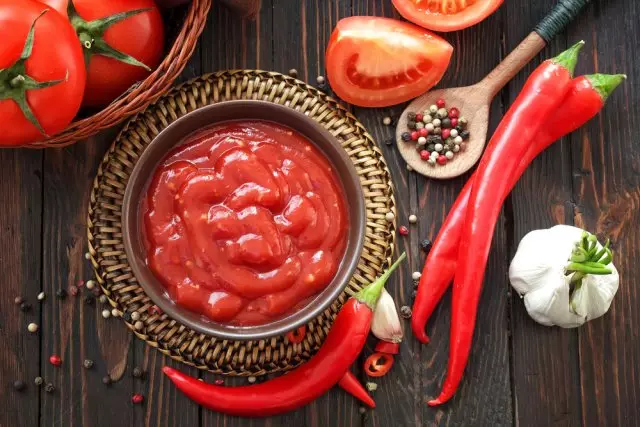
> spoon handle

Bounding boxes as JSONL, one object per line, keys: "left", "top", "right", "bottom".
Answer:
{"left": 480, "top": 0, "right": 592, "bottom": 98}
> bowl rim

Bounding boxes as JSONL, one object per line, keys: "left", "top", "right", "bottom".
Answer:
{"left": 122, "top": 100, "right": 366, "bottom": 341}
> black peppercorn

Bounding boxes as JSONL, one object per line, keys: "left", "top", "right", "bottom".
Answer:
{"left": 401, "top": 132, "right": 411, "bottom": 142}
{"left": 460, "top": 130, "right": 470, "bottom": 140}
{"left": 384, "top": 138, "right": 393, "bottom": 146}
{"left": 420, "top": 239, "right": 433, "bottom": 253}
{"left": 19, "top": 302, "right": 31, "bottom": 312}
{"left": 411, "top": 289, "right": 418, "bottom": 298}
{"left": 84, "top": 296, "right": 94, "bottom": 305}
{"left": 44, "top": 383, "right": 55, "bottom": 393}
{"left": 433, "top": 127, "right": 442, "bottom": 135}
{"left": 400, "top": 305, "right": 412, "bottom": 319}
{"left": 83, "top": 359, "right": 94, "bottom": 369}
{"left": 132, "top": 367, "right": 145, "bottom": 379}
{"left": 427, "top": 144, "right": 435, "bottom": 152}
{"left": 122, "top": 311, "right": 132, "bottom": 322}
{"left": 407, "top": 120, "right": 416, "bottom": 130}
{"left": 91, "top": 288, "right": 101, "bottom": 297}
{"left": 55, "top": 289, "right": 67, "bottom": 299}
{"left": 13, "top": 380, "right": 26, "bottom": 391}
{"left": 455, "top": 125, "right": 463, "bottom": 133}
{"left": 427, "top": 135, "right": 443, "bottom": 145}
{"left": 441, "top": 118, "right": 452, "bottom": 129}
{"left": 407, "top": 112, "right": 416, "bottom": 121}
{"left": 102, "top": 375, "right": 112, "bottom": 386}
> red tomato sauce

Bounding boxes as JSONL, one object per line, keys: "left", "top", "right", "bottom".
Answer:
{"left": 143, "top": 121, "right": 349, "bottom": 326}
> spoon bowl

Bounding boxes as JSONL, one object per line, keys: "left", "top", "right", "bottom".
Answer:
{"left": 396, "top": 85, "right": 491, "bottom": 179}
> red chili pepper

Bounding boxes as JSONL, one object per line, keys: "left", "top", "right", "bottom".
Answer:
{"left": 338, "top": 371, "right": 375, "bottom": 408}
{"left": 163, "top": 253, "right": 406, "bottom": 417}
{"left": 364, "top": 353, "right": 394, "bottom": 377}
{"left": 286, "top": 325, "right": 307, "bottom": 344}
{"left": 374, "top": 340, "right": 400, "bottom": 355}
{"left": 428, "top": 42, "right": 584, "bottom": 406}
{"left": 411, "top": 73, "right": 625, "bottom": 345}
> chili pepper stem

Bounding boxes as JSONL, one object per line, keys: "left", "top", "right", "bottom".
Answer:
{"left": 585, "top": 74, "right": 627, "bottom": 101}
{"left": 552, "top": 40, "right": 585, "bottom": 74}
{"left": 355, "top": 252, "right": 407, "bottom": 310}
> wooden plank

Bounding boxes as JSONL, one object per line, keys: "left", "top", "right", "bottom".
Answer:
{"left": 0, "top": 149, "right": 42, "bottom": 427}
{"left": 410, "top": 5, "right": 512, "bottom": 426}
{"left": 348, "top": 1, "right": 425, "bottom": 426}
{"left": 505, "top": 2, "right": 582, "bottom": 426}
{"left": 567, "top": 1, "right": 640, "bottom": 425}
{"left": 140, "top": 5, "right": 204, "bottom": 427}
{"left": 40, "top": 131, "right": 135, "bottom": 427}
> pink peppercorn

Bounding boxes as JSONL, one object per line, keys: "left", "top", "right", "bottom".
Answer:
{"left": 448, "top": 107, "right": 459, "bottom": 118}
{"left": 436, "top": 99, "right": 445, "bottom": 108}
{"left": 214, "top": 379, "right": 225, "bottom": 386}
{"left": 437, "top": 155, "right": 447, "bottom": 165}
{"left": 415, "top": 113, "right": 423, "bottom": 122}
{"left": 441, "top": 128, "right": 451, "bottom": 139}
{"left": 149, "top": 305, "right": 162, "bottom": 316}
{"left": 420, "top": 150, "right": 430, "bottom": 160}
{"left": 49, "top": 355, "right": 62, "bottom": 367}
{"left": 68, "top": 286, "right": 78, "bottom": 296}
{"left": 410, "top": 131, "right": 418, "bottom": 141}
{"left": 450, "top": 118, "right": 458, "bottom": 127}
{"left": 418, "top": 128, "right": 428, "bottom": 137}
{"left": 132, "top": 394, "right": 144, "bottom": 404}
{"left": 399, "top": 226, "right": 409, "bottom": 236}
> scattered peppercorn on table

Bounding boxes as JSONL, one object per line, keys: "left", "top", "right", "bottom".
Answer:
{"left": 1, "top": 1, "right": 639, "bottom": 426}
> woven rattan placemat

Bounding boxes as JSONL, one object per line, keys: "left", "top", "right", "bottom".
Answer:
{"left": 87, "top": 70, "right": 396, "bottom": 375}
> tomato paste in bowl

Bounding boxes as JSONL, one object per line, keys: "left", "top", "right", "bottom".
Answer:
{"left": 143, "top": 121, "right": 348, "bottom": 326}
{"left": 123, "top": 101, "right": 365, "bottom": 340}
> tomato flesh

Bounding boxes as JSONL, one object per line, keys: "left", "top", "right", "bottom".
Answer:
{"left": 326, "top": 17, "right": 453, "bottom": 108}
{"left": 393, "top": 0, "right": 504, "bottom": 32}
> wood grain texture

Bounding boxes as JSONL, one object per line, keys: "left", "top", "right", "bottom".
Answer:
{"left": 0, "top": 149, "right": 42, "bottom": 427}
{"left": 415, "top": 4, "right": 513, "bottom": 425}
{"left": 505, "top": 1, "right": 582, "bottom": 426}
{"left": 567, "top": 1, "right": 640, "bottom": 426}
{"left": 40, "top": 131, "right": 135, "bottom": 427}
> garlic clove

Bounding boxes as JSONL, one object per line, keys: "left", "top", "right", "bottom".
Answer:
{"left": 571, "top": 264, "right": 619, "bottom": 320}
{"left": 371, "top": 289, "right": 403, "bottom": 343}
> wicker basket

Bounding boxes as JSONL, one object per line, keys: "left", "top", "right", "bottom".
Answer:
{"left": 29, "top": 0, "right": 211, "bottom": 148}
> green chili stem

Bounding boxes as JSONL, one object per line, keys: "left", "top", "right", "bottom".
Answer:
{"left": 355, "top": 252, "right": 407, "bottom": 310}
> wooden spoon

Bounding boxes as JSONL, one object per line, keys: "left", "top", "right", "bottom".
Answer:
{"left": 396, "top": 0, "right": 591, "bottom": 180}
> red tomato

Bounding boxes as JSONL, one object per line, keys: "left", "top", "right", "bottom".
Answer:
{"left": 41, "top": 0, "right": 165, "bottom": 107}
{"left": 364, "top": 352, "right": 395, "bottom": 377}
{"left": 325, "top": 17, "right": 453, "bottom": 107}
{"left": 392, "top": 0, "right": 503, "bottom": 32}
{"left": 0, "top": 0, "right": 86, "bottom": 146}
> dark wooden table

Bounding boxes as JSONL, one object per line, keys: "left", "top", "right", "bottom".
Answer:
{"left": 2, "top": 1, "right": 639, "bottom": 426}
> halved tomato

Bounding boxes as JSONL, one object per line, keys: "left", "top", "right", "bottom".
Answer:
{"left": 325, "top": 17, "right": 453, "bottom": 108}
{"left": 393, "top": 0, "right": 503, "bottom": 32}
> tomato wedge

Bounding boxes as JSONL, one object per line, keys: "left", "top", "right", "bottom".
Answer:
{"left": 325, "top": 17, "right": 453, "bottom": 107}
{"left": 364, "top": 352, "right": 395, "bottom": 377}
{"left": 392, "top": 0, "right": 503, "bottom": 32}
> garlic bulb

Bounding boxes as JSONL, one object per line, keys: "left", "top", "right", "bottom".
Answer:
{"left": 509, "top": 225, "right": 619, "bottom": 328}
{"left": 371, "top": 289, "right": 403, "bottom": 343}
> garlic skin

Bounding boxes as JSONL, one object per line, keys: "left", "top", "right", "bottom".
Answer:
{"left": 509, "top": 225, "right": 619, "bottom": 328}
{"left": 371, "top": 289, "right": 403, "bottom": 343}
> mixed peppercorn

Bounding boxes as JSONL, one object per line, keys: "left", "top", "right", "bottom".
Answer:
{"left": 400, "top": 99, "right": 470, "bottom": 166}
